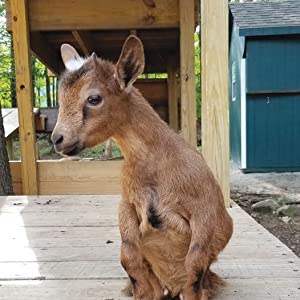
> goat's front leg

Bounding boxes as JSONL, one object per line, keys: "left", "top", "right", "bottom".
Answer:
{"left": 119, "top": 199, "right": 163, "bottom": 300}
{"left": 182, "top": 214, "right": 214, "bottom": 300}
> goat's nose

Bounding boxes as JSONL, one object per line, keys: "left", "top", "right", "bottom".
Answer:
{"left": 51, "top": 133, "right": 64, "bottom": 146}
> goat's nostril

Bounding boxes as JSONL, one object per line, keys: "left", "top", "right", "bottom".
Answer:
{"left": 53, "top": 134, "right": 64, "bottom": 146}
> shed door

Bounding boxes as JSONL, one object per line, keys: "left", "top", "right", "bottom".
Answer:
{"left": 247, "top": 94, "right": 300, "bottom": 169}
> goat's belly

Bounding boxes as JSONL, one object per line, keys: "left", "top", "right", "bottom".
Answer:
{"left": 140, "top": 228, "right": 191, "bottom": 296}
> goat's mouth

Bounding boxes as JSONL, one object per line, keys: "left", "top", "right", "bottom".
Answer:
{"left": 57, "top": 142, "right": 83, "bottom": 157}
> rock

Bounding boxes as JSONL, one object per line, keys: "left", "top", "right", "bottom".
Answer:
{"left": 277, "top": 205, "right": 300, "bottom": 217}
{"left": 281, "top": 216, "right": 291, "bottom": 224}
{"left": 251, "top": 199, "right": 280, "bottom": 213}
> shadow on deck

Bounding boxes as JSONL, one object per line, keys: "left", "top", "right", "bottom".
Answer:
{"left": 0, "top": 195, "right": 299, "bottom": 299}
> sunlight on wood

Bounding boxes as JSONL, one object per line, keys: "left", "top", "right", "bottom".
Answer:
{"left": 0, "top": 196, "right": 299, "bottom": 299}
{"left": 0, "top": 197, "right": 42, "bottom": 281}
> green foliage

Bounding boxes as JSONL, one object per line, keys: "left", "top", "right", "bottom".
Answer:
{"left": 139, "top": 73, "right": 168, "bottom": 79}
{"left": 0, "top": 0, "right": 14, "bottom": 108}
{"left": 79, "top": 143, "right": 122, "bottom": 159}
{"left": 0, "top": 0, "right": 56, "bottom": 108}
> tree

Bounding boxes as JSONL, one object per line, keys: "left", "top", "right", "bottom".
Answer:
{"left": 0, "top": 102, "right": 14, "bottom": 195}
{"left": 0, "top": 0, "right": 57, "bottom": 109}
{"left": 0, "top": 0, "right": 14, "bottom": 108}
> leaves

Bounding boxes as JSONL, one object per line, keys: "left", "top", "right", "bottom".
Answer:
{"left": 0, "top": 0, "right": 56, "bottom": 108}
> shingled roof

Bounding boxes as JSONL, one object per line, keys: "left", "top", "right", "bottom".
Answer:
{"left": 230, "top": 0, "right": 300, "bottom": 36}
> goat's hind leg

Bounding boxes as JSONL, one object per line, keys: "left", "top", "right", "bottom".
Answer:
{"left": 119, "top": 199, "right": 163, "bottom": 300}
{"left": 182, "top": 214, "right": 215, "bottom": 300}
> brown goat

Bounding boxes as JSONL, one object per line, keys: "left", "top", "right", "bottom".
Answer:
{"left": 52, "top": 36, "right": 233, "bottom": 300}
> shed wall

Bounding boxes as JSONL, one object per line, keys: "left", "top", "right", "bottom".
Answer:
{"left": 247, "top": 94, "right": 300, "bottom": 170}
{"left": 247, "top": 36, "right": 300, "bottom": 93}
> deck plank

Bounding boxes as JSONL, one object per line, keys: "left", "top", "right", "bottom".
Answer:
{"left": 0, "top": 195, "right": 299, "bottom": 299}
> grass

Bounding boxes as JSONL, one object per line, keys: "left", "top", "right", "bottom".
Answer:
{"left": 11, "top": 134, "right": 122, "bottom": 160}
{"left": 79, "top": 143, "right": 122, "bottom": 159}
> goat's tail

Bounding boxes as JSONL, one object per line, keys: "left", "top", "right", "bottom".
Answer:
{"left": 204, "top": 269, "right": 225, "bottom": 298}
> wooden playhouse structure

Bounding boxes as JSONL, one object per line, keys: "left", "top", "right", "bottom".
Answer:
{"left": 6, "top": 0, "right": 230, "bottom": 205}
{"left": 1, "top": 1, "right": 300, "bottom": 299}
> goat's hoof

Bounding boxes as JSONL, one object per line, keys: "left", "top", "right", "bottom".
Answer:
{"left": 121, "top": 280, "right": 133, "bottom": 297}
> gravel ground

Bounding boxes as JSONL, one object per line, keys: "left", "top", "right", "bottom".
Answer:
{"left": 231, "top": 163, "right": 300, "bottom": 197}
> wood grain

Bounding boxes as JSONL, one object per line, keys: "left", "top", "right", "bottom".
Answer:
{"left": 201, "top": 0, "right": 230, "bottom": 206}
{"left": 179, "top": 0, "right": 197, "bottom": 147}
{"left": 11, "top": 0, "right": 38, "bottom": 195}
{"left": 0, "top": 196, "right": 299, "bottom": 299}
{"left": 6, "top": 0, "right": 180, "bottom": 31}
{"left": 71, "top": 31, "right": 94, "bottom": 57}
{"left": 167, "top": 64, "right": 179, "bottom": 131}
{"left": 9, "top": 160, "right": 122, "bottom": 195}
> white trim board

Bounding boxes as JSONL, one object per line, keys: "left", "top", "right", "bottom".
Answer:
{"left": 241, "top": 58, "right": 247, "bottom": 169}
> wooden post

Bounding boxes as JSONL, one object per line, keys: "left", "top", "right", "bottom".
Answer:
{"left": 11, "top": 0, "right": 38, "bottom": 194}
{"left": 201, "top": 0, "right": 230, "bottom": 206}
{"left": 6, "top": 137, "right": 14, "bottom": 160}
{"left": 167, "top": 64, "right": 179, "bottom": 131}
{"left": 179, "top": 0, "right": 197, "bottom": 147}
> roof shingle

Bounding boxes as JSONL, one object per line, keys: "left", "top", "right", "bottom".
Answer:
{"left": 230, "top": 0, "right": 300, "bottom": 31}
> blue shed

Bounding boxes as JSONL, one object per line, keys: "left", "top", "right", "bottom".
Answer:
{"left": 229, "top": 0, "right": 300, "bottom": 172}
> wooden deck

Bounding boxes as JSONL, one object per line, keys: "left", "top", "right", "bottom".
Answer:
{"left": 0, "top": 195, "right": 299, "bottom": 299}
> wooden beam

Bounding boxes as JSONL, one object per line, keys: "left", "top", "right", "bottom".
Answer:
{"left": 10, "top": 160, "right": 122, "bottom": 195}
{"left": 179, "top": 0, "right": 197, "bottom": 147}
{"left": 135, "top": 79, "right": 168, "bottom": 106}
{"left": 30, "top": 32, "right": 61, "bottom": 75}
{"left": 6, "top": 0, "right": 181, "bottom": 31}
{"left": 11, "top": 0, "right": 38, "bottom": 195}
{"left": 201, "top": 0, "right": 230, "bottom": 206}
{"left": 167, "top": 64, "right": 179, "bottom": 131}
{"left": 71, "top": 31, "right": 94, "bottom": 56}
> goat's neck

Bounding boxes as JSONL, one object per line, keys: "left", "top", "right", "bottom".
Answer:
{"left": 113, "top": 93, "right": 172, "bottom": 162}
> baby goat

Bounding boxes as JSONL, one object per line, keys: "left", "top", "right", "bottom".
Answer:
{"left": 52, "top": 36, "right": 233, "bottom": 300}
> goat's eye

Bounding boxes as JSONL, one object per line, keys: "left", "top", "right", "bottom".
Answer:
{"left": 87, "top": 95, "right": 103, "bottom": 106}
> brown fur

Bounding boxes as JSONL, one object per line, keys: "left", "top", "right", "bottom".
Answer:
{"left": 52, "top": 36, "right": 233, "bottom": 300}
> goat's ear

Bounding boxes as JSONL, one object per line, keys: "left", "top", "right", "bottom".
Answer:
{"left": 116, "top": 35, "right": 145, "bottom": 91}
{"left": 61, "top": 44, "right": 85, "bottom": 71}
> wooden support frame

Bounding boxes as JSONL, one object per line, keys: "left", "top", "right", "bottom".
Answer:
{"left": 167, "top": 63, "right": 179, "bottom": 131}
{"left": 6, "top": 0, "right": 229, "bottom": 202}
{"left": 201, "top": 0, "right": 230, "bottom": 206}
{"left": 6, "top": 0, "right": 182, "bottom": 31}
{"left": 72, "top": 31, "right": 94, "bottom": 56}
{"left": 10, "top": 160, "right": 122, "bottom": 195}
{"left": 30, "top": 31, "right": 61, "bottom": 75}
{"left": 179, "top": 0, "right": 197, "bottom": 147}
{"left": 11, "top": 0, "right": 38, "bottom": 195}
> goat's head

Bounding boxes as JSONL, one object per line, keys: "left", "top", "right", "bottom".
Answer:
{"left": 51, "top": 35, "right": 145, "bottom": 156}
